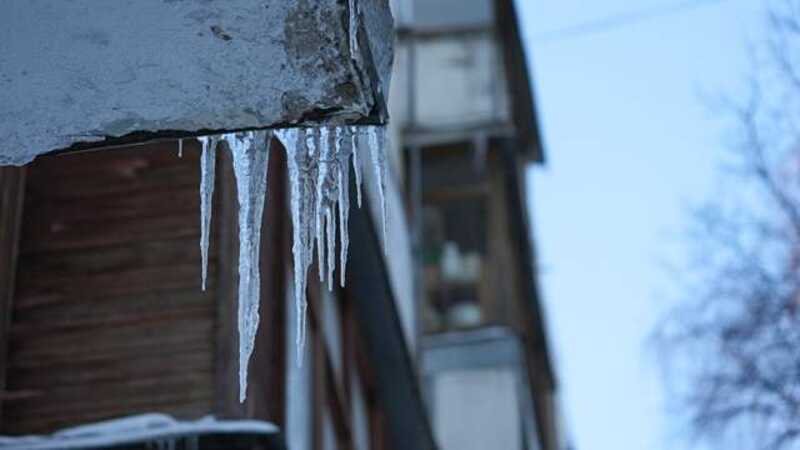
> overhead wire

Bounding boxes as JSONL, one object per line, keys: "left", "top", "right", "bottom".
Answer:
{"left": 530, "top": 0, "right": 729, "bottom": 43}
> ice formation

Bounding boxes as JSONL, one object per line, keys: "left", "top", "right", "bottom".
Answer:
{"left": 368, "top": 127, "right": 388, "bottom": 245}
{"left": 194, "top": 125, "right": 387, "bottom": 401}
{"left": 227, "top": 131, "right": 272, "bottom": 403}
{"left": 198, "top": 136, "right": 219, "bottom": 292}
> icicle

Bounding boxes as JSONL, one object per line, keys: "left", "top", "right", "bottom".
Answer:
{"left": 351, "top": 126, "right": 363, "bottom": 208}
{"left": 326, "top": 205, "right": 336, "bottom": 288}
{"left": 270, "top": 124, "right": 389, "bottom": 367}
{"left": 324, "top": 127, "right": 339, "bottom": 289}
{"left": 368, "top": 126, "right": 388, "bottom": 246}
{"left": 226, "top": 130, "right": 271, "bottom": 403}
{"left": 336, "top": 127, "right": 352, "bottom": 286}
{"left": 198, "top": 136, "right": 218, "bottom": 291}
{"left": 312, "top": 128, "right": 326, "bottom": 284}
{"left": 277, "top": 128, "right": 312, "bottom": 365}
{"left": 300, "top": 129, "right": 319, "bottom": 356}
{"left": 178, "top": 139, "right": 184, "bottom": 158}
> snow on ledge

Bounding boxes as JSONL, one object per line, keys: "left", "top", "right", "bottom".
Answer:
{"left": 0, "top": 414, "right": 279, "bottom": 449}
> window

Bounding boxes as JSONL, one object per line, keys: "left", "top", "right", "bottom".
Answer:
{"left": 420, "top": 147, "right": 490, "bottom": 333}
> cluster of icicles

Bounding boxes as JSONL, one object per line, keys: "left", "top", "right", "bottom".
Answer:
{"left": 193, "top": 125, "right": 387, "bottom": 402}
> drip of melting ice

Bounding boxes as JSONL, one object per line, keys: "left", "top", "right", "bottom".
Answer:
{"left": 195, "top": 125, "right": 386, "bottom": 401}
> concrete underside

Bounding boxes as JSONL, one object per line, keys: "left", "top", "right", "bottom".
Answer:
{"left": 0, "top": 0, "right": 393, "bottom": 165}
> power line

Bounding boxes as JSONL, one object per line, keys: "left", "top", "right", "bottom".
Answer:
{"left": 530, "top": 0, "right": 728, "bottom": 43}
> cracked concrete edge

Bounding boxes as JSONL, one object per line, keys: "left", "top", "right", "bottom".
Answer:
{"left": 0, "top": 0, "right": 394, "bottom": 166}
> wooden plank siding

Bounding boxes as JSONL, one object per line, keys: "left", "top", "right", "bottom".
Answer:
{"left": 1, "top": 135, "right": 406, "bottom": 450}
{"left": 213, "top": 147, "right": 241, "bottom": 419}
{"left": 2, "top": 142, "right": 218, "bottom": 434}
{"left": 0, "top": 166, "right": 27, "bottom": 426}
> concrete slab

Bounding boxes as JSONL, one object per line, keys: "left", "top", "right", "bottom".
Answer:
{"left": 0, "top": 0, "right": 393, "bottom": 165}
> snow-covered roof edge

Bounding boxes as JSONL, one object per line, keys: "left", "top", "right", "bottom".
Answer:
{"left": 0, "top": 414, "right": 279, "bottom": 450}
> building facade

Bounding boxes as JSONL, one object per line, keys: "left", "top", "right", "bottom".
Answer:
{"left": 386, "top": 0, "right": 566, "bottom": 449}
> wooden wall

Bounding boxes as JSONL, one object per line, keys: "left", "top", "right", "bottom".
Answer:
{"left": 2, "top": 142, "right": 217, "bottom": 433}
{"left": 0, "top": 137, "right": 403, "bottom": 449}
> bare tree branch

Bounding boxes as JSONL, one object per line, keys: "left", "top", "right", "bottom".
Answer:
{"left": 654, "top": 2, "right": 800, "bottom": 449}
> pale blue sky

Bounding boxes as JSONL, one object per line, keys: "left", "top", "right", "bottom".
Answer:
{"left": 517, "top": 1, "right": 764, "bottom": 449}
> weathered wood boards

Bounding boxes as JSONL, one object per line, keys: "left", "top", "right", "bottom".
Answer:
{"left": 3, "top": 144, "right": 217, "bottom": 433}
{"left": 0, "top": 167, "right": 26, "bottom": 427}
{"left": 0, "top": 0, "right": 393, "bottom": 165}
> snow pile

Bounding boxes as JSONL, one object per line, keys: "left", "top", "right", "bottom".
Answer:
{"left": 197, "top": 126, "right": 387, "bottom": 402}
{"left": 0, "top": 414, "right": 278, "bottom": 449}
